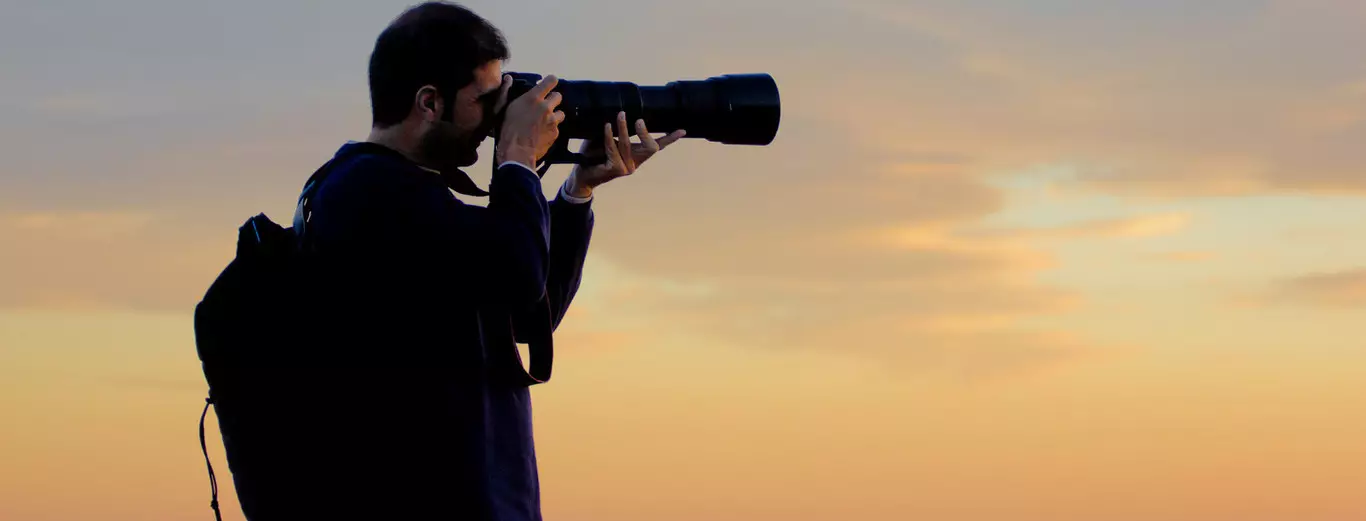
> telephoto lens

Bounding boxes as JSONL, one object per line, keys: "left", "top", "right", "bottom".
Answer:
{"left": 500, "top": 72, "right": 781, "bottom": 146}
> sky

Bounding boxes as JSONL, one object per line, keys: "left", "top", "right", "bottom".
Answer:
{"left": 2, "top": 0, "right": 1366, "bottom": 519}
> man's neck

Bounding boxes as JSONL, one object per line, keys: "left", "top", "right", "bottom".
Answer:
{"left": 365, "top": 125, "right": 422, "bottom": 165}
{"left": 363, "top": 125, "right": 452, "bottom": 177}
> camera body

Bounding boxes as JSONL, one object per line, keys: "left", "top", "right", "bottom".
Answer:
{"left": 494, "top": 72, "right": 781, "bottom": 151}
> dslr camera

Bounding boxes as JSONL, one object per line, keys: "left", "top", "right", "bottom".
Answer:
{"left": 492, "top": 72, "right": 781, "bottom": 169}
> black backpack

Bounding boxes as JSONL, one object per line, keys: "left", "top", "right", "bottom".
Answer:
{"left": 190, "top": 148, "right": 553, "bottom": 520}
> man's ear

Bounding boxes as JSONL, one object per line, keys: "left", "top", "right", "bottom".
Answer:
{"left": 415, "top": 85, "right": 442, "bottom": 122}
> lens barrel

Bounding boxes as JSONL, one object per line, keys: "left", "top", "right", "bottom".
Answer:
{"left": 502, "top": 72, "right": 781, "bottom": 146}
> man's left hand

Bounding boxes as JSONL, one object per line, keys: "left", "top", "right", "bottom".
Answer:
{"left": 567, "top": 111, "right": 686, "bottom": 198}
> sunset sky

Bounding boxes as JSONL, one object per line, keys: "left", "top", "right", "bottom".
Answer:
{"left": 3, "top": 1, "right": 1366, "bottom": 520}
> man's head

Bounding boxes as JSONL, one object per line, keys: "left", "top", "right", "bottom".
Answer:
{"left": 369, "top": 2, "right": 509, "bottom": 170}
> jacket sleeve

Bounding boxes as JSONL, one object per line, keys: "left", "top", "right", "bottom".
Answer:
{"left": 508, "top": 186, "right": 595, "bottom": 345}
{"left": 414, "top": 162, "right": 583, "bottom": 312}
{"left": 306, "top": 158, "right": 553, "bottom": 309}
{"left": 544, "top": 193, "right": 595, "bottom": 330}
{"left": 469, "top": 163, "right": 554, "bottom": 307}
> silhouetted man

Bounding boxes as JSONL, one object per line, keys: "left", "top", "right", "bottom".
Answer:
{"left": 220, "top": 3, "right": 684, "bottom": 520}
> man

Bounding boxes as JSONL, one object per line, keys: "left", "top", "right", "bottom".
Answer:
{"left": 224, "top": 2, "right": 684, "bottom": 519}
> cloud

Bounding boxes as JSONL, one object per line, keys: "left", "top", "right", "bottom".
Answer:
{"left": 0, "top": 0, "right": 1181, "bottom": 378}
{"left": 28, "top": 94, "right": 112, "bottom": 115}
{"left": 559, "top": 253, "right": 1091, "bottom": 380}
{"left": 5, "top": 211, "right": 155, "bottom": 237}
{"left": 575, "top": 142, "right": 1097, "bottom": 380}
{"left": 1038, "top": 213, "right": 1192, "bottom": 239}
{"left": 855, "top": 212, "right": 1190, "bottom": 264}
{"left": 0, "top": 211, "right": 231, "bottom": 312}
{"left": 1284, "top": 79, "right": 1366, "bottom": 135}
{"left": 1146, "top": 250, "right": 1218, "bottom": 262}
{"left": 1264, "top": 268, "right": 1366, "bottom": 308}
{"left": 568, "top": 158, "right": 1098, "bottom": 380}
{"left": 827, "top": 0, "right": 1366, "bottom": 199}
{"left": 925, "top": 213, "right": 1194, "bottom": 244}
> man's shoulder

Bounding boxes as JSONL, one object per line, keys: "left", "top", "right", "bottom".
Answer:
{"left": 322, "top": 151, "right": 417, "bottom": 188}
{"left": 314, "top": 150, "right": 448, "bottom": 206}
{"left": 304, "top": 147, "right": 458, "bottom": 248}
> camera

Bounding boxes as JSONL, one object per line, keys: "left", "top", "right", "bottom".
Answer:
{"left": 493, "top": 72, "right": 781, "bottom": 165}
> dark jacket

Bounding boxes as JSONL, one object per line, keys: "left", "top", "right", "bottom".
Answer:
{"left": 226, "top": 141, "right": 593, "bottom": 520}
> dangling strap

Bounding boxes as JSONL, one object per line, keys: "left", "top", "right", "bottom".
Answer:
{"left": 506, "top": 298, "right": 555, "bottom": 386}
{"left": 199, "top": 396, "right": 223, "bottom": 521}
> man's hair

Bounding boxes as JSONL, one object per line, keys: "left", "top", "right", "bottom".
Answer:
{"left": 368, "top": 2, "right": 510, "bottom": 128}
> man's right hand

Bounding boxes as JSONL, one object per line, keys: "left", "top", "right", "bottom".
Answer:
{"left": 495, "top": 74, "right": 564, "bottom": 168}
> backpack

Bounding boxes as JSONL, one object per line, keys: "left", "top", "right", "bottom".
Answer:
{"left": 190, "top": 148, "right": 553, "bottom": 520}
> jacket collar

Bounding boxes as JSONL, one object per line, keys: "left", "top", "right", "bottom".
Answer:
{"left": 335, "top": 141, "right": 489, "bottom": 197}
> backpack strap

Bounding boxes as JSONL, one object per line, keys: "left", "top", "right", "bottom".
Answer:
{"left": 291, "top": 157, "right": 341, "bottom": 252}
{"left": 290, "top": 142, "right": 387, "bottom": 247}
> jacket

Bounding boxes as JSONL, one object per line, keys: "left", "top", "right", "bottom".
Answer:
{"left": 225, "top": 141, "right": 594, "bottom": 521}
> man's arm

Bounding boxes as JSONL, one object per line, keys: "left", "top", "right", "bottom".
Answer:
{"left": 506, "top": 174, "right": 594, "bottom": 348}
{"left": 399, "top": 159, "right": 590, "bottom": 315}
{"left": 339, "top": 158, "right": 554, "bottom": 308}
{"left": 466, "top": 161, "right": 554, "bottom": 307}
{"left": 304, "top": 156, "right": 551, "bottom": 311}
{"left": 544, "top": 178, "right": 594, "bottom": 330}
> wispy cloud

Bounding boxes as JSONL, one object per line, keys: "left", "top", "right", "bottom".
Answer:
{"left": 571, "top": 201, "right": 1095, "bottom": 379}
{"left": 856, "top": 212, "right": 1191, "bottom": 266}
{"left": 1145, "top": 250, "right": 1218, "bottom": 262}
{"left": 12, "top": 0, "right": 1361, "bottom": 381}
{"left": 4, "top": 211, "right": 155, "bottom": 237}
{"left": 1264, "top": 268, "right": 1366, "bottom": 308}
{"left": 28, "top": 94, "right": 113, "bottom": 115}
{"left": 959, "top": 213, "right": 1193, "bottom": 241}
{"left": 829, "top": 0, "right": 1366, "bottom": 199}
{"left": 0, "top": 211, "right": 228, "bottom": 312}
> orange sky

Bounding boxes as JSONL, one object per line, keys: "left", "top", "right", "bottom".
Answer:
{"left": 3, "top": 1, "right": 1366, "bottom": 520}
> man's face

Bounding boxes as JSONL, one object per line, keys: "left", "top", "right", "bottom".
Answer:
{"left": 417, "top": 60, "right": 504, "bottom": 169}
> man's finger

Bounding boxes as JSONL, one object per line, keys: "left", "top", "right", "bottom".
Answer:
{"left": 615, "top": 112, "right": 634, "bottom": 173}
{"left": 602, "top": 122, "right": 625, "bottom": 171}
{"left": 551, "top": 110, "right": 566, "bottom": 125}
{"left": 636, "top": 119, "right": 660, "bottom": 152}
{"left": 493, "top": 74, "right": 513, "bottom": 114}
{"left": 528, "top": 75, "right": 559, "bottom": 99}
{"left": 544, "top": 91, "right": 563, "bottom": 111}
{"left": 657, "top": 129, "right": 687, "bottom": 150}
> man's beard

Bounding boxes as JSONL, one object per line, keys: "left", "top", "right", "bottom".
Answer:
{"left": 417, "top": 122, "right": 485, "bottom": 171}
